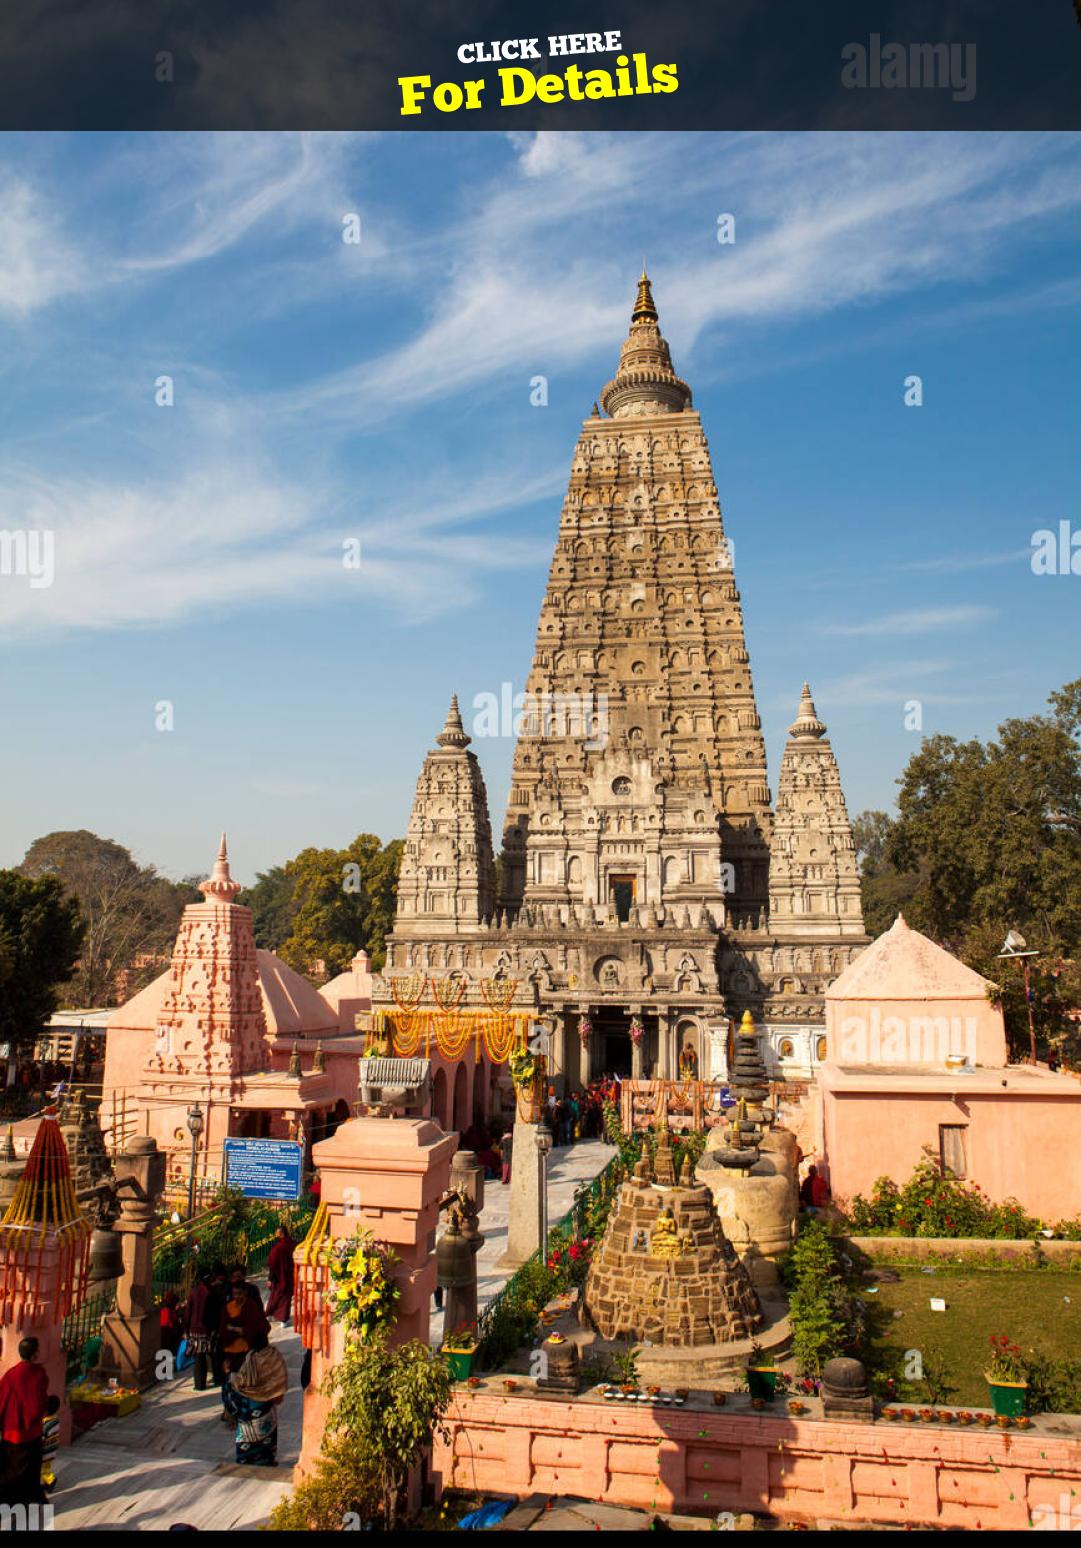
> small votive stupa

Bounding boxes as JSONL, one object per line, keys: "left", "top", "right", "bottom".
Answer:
{"left": 584, "top": 1128, "right": 762, "bottom": 1348}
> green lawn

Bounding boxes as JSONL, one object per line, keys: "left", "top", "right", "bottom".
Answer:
{"left": 861, "top": 1267, "right": 1080, "bottom": 1407}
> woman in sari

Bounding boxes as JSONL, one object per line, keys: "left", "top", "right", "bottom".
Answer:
{"left": 222, "top": 1335, "right": 288, "bottom": 1465}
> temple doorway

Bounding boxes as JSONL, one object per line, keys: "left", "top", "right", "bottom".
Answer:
{"left": 594, "top": 1006, "right": 633, "bottom": 1077}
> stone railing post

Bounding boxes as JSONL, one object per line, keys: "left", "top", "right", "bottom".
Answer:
{"left": 97, "top": 1135, "right": 167, "bottom": 1389}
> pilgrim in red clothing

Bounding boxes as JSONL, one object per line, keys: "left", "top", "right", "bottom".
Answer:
{"left": 265, "top": 1224, "right": 296, "bottom": 1324}
{"left": 0, "top": 1337, "right": 50, "bottom": 1506}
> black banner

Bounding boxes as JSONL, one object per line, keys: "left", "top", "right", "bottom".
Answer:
{"left": 0, "top": 0, "right": 1078, "bottom": 131}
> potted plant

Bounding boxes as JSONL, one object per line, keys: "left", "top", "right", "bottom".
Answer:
{"left": 958, "top": 1410, "right": 973, "bottom": 1426}
{"left": 746, "top": 1341, "right": 779, "bottom": 1402}
{"left": 712, "top": 1391, "right": 727, "bottom": 1406}
{"left": 441, "top": 1324, "right": 480, "bottom": 1382}
{"left": 985, "top": 1335, "right": 1029, "bottom": 1418}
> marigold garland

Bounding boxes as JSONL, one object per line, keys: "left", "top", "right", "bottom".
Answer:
{"left": 430, "top": 976, "right": 466, "bottom": 1012}
{"left": 390, "top": 973, "right": 427, "bottom": 1011}
{"left": 480, "top": 975, "right": 517, "bottom": 1014}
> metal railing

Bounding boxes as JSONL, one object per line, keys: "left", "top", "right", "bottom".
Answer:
{"left": 61, "top": 1288, "right": 115, "bottom": 1384}
{"left": 476, "top": 1152, "right": 624, "bottom": 1359}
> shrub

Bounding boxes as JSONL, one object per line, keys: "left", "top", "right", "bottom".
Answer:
{"left": 269, "top": 1331, "right": 453, "bottom": 1531}
{"left": 784, "top": 1220, "right": 848, "bottom": 1375}
{"left": 1022, "top": 1351, "right": 1081, "bottom": 1414}
{"left": 842, "top": 1150, "right": 1042, "bottom": 1240}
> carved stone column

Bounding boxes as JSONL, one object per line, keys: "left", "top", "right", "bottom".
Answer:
{"left": 97, "top": 1135, "right": 167, "bottom": 1390}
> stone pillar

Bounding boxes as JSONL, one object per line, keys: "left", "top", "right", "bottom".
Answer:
{"left": 499, "top": 1121, "right": 544, "bottom": 1269}
{"left": 97, "top": 1136, "right": 167, "bottom": 1390}
{"left": 630, "top": 1004, "right": 644, "bottom": 1079}
{"left": 657, "top": 1006, "right": 673, "bottom": 1079}
{"left": 450, "top": 1149, "right": 484, "bottom": 1216}
{"left": 296, "top": 1115, "right": 456, "bottom": 1482}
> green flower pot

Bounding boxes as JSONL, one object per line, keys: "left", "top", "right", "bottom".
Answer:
{"left": 747, "top": 1366, "right": 778, "bottom": 1402}
{"left": 442, "top": 1346, "right": 477, "bottom": 1381}
{"left": 986, "top": 1376, "right": 1027, "bottom": 1417}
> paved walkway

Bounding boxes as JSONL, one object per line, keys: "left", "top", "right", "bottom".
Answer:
{"left": 54, "top": 1314, "right": 303, "bottom": 1531}
{"left": 431, "top": 1137, "right": 613, "bottom": 1346}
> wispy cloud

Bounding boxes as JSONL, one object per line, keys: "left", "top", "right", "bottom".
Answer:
{"left": 824, "top": 605, "right": 997, "bottom": 637}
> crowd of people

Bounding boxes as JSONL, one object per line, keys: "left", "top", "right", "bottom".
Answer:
{"left": 454, "top": 1074, "right": 624, "bottom": 1188}
{"left": 158, "top": 1222, "right": 295, "bottom": 1466}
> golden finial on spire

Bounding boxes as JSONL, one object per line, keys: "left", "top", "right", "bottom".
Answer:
{"left": 632, "top": 267, "right": 658, "bottom": 325}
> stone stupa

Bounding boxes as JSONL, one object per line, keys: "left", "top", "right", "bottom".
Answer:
{"left": 584, "top": 1134, "right": 765, "bottom": 1372}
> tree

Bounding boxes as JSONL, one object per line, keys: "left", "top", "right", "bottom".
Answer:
{"left": 18, "top": 831, "right": 199, "bottom": 1005}
{"left": 850, "top": 810, "right": 920, "bottom": 939}
{"left": 0, "top": 870, "right": 85, "bottom": 1058}
{"left": 268, "top": 1330, "right": 453, "bottom": 1531}
{"left": 849, "top": 681, "right": 1081, "bottom": 1064}
{"left": 239, "top": 866, "right": 299, "bottom": 953}
{"left": 278, "top": 834, "right": 402, "bottom": 979}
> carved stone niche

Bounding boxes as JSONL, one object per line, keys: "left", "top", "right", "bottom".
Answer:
{"left": 593, "top": 956, "right": 623, "bottom": 988}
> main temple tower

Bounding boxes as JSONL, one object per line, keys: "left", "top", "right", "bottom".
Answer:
{"left": 376, "top": 273, "right": 867, "bottom": 1089}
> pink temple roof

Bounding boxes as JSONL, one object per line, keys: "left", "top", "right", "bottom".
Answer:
{"left": 107, "top": 948, "right": 339, "bottom": 1038}
{"left": 825, "top": 914, "right": 997, "bottom": 1002}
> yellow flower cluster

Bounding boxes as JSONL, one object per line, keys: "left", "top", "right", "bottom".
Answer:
{"left": 328, "top": 1228, "right": 401, "bottom": 1339}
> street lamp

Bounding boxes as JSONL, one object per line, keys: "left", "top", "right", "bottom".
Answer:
{"left": 186, "top": 1102, "right": 204, "bottom": 1219}
{"left": 535, "top": 1122, "right": 553, "bottom": 1264}
{"left": 996, "top": 931, "right": 1040, "bottom": 1066}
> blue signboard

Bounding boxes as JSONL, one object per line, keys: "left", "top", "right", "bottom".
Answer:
{"left": 223, "top": 1137, "right": 304, "bottom": 1201}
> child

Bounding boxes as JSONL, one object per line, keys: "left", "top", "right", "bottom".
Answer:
{"left": 41, "top": 1393, "right": 61, "bottom": 1491}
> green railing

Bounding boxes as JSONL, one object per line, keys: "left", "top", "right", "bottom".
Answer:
{"left": 61, "top": 1288, "right": 115, "bottom": 1384}
{"left": 476, "top": 1152, "right": 624, "bottom": 1366}
{"left": 152, "top": 1196, "right": 316, "bottom": 1299}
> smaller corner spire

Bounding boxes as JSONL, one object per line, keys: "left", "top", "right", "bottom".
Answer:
{"left": 200, "top": 831, "right": 242, "bottom": 903}
{"left": 436, "top": 693, "right": 471, "bottom": 750}
{"left": 788, "top": 683, "right": 827, "bottom": 740}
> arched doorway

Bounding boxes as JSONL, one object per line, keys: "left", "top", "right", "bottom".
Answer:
{"left": 433, "top": 1068, "right": 448, "bottom": 1131}
{"left": 327, "top": 1098, "right": 350, "bottom": 1137}
{"left": 472, "top": 1061, "right": 486, "bottom": 1127}
{"left": 452, "top": 1064, "right": 468, "bottom": 1134}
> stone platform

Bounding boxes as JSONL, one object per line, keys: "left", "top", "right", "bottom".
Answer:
{"left": 635, "top": 1297, "right": 791, "bottom": 1387}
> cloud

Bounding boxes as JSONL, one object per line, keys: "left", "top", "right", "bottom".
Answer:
{"left": 824, "top": 605, "right": 997, "bottom": 637}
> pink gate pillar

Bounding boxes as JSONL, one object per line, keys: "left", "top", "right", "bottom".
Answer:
{"left": 296, "top": 1115, "right": 457, "bottom": 1481}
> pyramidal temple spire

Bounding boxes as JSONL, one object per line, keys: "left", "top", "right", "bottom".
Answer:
{"left": 200, "top": 832, "right": 242, "bottom": 903}
{"left": 436, "top": 693, "right": 471, "bottom": 750}
{"left": 599, "top": 267, "right": 691, "bottom": 419}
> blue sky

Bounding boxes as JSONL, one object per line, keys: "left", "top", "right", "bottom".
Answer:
{"left": 1, "top": 130, "right": 1079, "bottom": 882}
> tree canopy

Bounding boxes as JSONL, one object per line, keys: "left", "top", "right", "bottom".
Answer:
{"left": 851, "top": 678, "right": 1081, "bottom": 1063}
{"left": 18, "top": 830, "right": 200, "bottom": 1006}
{"left": 237, "top": 834, "right": 402, "bottom": 979}
{"left": 0, "top": 869, "right": 85, "bottom": 1056}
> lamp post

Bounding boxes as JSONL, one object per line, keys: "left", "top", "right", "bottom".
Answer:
{"left": 535, "top": 1122, "right": 553, "bottom": 1265}
{"left": 996, "top": 930, "right": 1040, "bottom": 1065}
{"left": 185, "top": 1102, "right": 204, "bottom": 1219}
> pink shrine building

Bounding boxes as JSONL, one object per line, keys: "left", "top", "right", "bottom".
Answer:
{"left": 101, "top": 838, "right": 364, "bottom": 1192}
{"left": 818, "top": 915, "right": 1081, "bottom": 1222}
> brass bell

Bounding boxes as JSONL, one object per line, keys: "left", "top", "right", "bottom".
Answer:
{"left": 88, "top": 1226, "right": 125, "bottom": 1284}
{"left": 435, "top": 1214, "right": 475, "bottom": 1290}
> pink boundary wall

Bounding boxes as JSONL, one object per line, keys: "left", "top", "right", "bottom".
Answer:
{"left": 432, "top": 1394, "right": 1081, "bottom": 1528}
